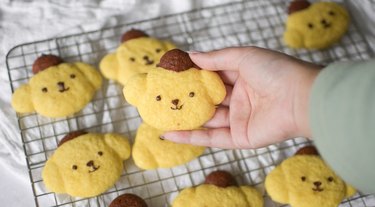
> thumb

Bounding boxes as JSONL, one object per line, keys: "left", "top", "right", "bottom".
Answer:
{"left": 189, "top": 47, "right": 258, "bottom": 71}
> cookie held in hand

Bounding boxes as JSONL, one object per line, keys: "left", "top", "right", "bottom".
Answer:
{"left": 132, "top": 123, "right": 205, "bottom": 169}
{"left": 265, "top": 146, "right": 356, "bottom": 207}
{"left": 284, "top": 0, "right": 349, "bottom": 49}
{"left": 42, "top": 131, "right": 131, "bottom": 197}
{"left": 11, "top": 54, "right": 102, "bottom": 118}
{"left": 172, "top": 171, "right": 264, "bottom": 207}
{"left": 123, "top": 49, "right": 226, "bottom": 131}
{"left": 99, "top": 29, "right": 176, "bottom": 85}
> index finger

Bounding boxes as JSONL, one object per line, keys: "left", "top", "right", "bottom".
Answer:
{"left": 189, "top": 47, "right": 254, "bottom": 71}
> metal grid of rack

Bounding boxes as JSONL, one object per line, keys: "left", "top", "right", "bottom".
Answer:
{"left": 6, "top": 0, "right": 375, "bottom": 206}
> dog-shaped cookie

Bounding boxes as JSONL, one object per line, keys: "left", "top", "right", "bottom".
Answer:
{"left": 265, "top": 146, "right": 356, "bottom": 207}
{"left": 284, "top": 0, "right": 349, "bottom": 49}
{"left": 42, "top": 131, "right": 131, "bottom": 197}
{"left": 100, "top": 29, "right": 176, "bottom": 85}
{"left": 173, "top": 171, "right": 264, "bottom": 207}
{"left": 132, "top": 123, "right": 205, "bottom": 169}
{"left": 124, "top": 49, "right": 226, "bottom": 131}
{"left": 11, "top": 54, "right": 102, "bottom": 118}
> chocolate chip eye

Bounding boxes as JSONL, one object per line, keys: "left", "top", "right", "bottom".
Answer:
{"left": 42, "top": 87, "right": 48, "bottom": 93}
{"left": 328, "top": 11, "right": 335, "bottom": 16}
{"left": 156, "top": 95, "right": 161, "bottom": 101}
{"left": 130, "top": 57, "right": 135, "bottom": 62}
{"left": 328, "top": 177, "right": 334, "bottom": 182}
{"left": 307, "top": 23, "right": 314, "bottom": 29}
{"left": 98, "top": 151, "right": 103, "bottom": 156}
{"left": 301, "top": 176, "right": 306, "bottom": 182}
{"left": 155, "top": 48, "right": 161, "bottom": 53}
{"left": 72, "top": 165, "right": 78, "bottom": 170}
{"left": 189, "top": 92, "right": 195, "bottom": 97}
{"left": 70, "top": 74, "right": 76, "bottom": 79}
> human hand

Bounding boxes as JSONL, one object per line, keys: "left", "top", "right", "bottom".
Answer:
{"left": 162, "top": 47, "right": 321, "bottom": 149}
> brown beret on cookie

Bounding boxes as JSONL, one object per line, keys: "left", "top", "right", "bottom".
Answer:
{"left": 295, "top": 145, "right": 320, "bottom": 155}
{"left": 204, "top": 171, "right": 237, "bottom": 188}
{"left": 287, "top": 0, "right": 311, "bottom": 14}
{"left": 109, "top": 193, "right": 148, "bottom": 207}
{"left": 157, "top": 49, "right": 200, "bottom": 72}
{"left": 58, "top": 130, "right": 88, "bottom": 147}
{"left": 32, "top": 54, "right": 64, "bottom": 74}
{"left": 121, "top": 29, "right": 149, "bottom": 43}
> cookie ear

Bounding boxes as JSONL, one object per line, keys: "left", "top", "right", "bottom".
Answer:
{"left": 284, "top": 28, "right": 304, "bottom": 48}
{"left": 74, "top": 62, "right": 103, "bottom": 90}
{"left": 265, "top": 166, "right": 289, "bottom": 204}
{"left": 42, "top": 160, "right": 66, "bottom": 193}
{"left": 200, "top": 70, "right": 226, "bottom": 105}
{"left": 99, "top": 53, "right": 119, "bottom": 81}
{"left": 345, "top": 184, "right": 357, "bottom": 198}
{"left": 123, "top": 74, "right": 147, "bottom": 106}
{"left": 11, "top": 84, "right": 35, "bottom": 113}
{"left": 104, "top": 133, "right": 131, "bottom": 160}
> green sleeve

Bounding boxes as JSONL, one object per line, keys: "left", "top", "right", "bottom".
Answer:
{"left": 310, "top": 59, "right": 375, "bottom": 194}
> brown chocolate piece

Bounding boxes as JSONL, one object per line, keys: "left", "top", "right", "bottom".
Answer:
{"left": 121, "top": 29, "right": 149, "bottom": 43}
{"left": 204, "top": 171, "right": 237, "bottom": 188}
{"left": 295, "top": 146, "right": 319, "bottom": 156}
{"left": 58, "top": 131, "right": 87, "bottom": 147}
{"left": 157, "top": 49, "right": 199, "bottom": 72}
{"left": 109, "top": 193, "right": 148, "bottom": 207}
{"left": 32, "top": 54, "right": 64, "bottom": 74}
{"left": 288, "top": 0, "right": 311, "bottom": 15}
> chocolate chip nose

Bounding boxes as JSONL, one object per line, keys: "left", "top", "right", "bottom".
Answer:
{"left": 57, "top": 81, "right": 65, "bottom": 90}
{"left": 172, "top": 99, "right": 179, "bottom": 105}
{"left": 143, "top": 55, "right": 149, "bottom": 60}
{"left": 86, "top": 160, "right": 94, "bottom": 167}
{"left": 313, "top": 181, "right": 322, "bottom": 187}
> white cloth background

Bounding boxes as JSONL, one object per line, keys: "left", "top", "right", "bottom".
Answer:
{"left": 0, "top": 0, "right": 373, "bottom": 206}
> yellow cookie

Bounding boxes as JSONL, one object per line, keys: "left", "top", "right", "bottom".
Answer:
{"left": 100, "top": 29, "right": 176, "bottom": 85}
{"left": 132, "top": 123, "right": 205, "bottom": 169}
{"left": 11, "top": 55, "right": 102, "bottom": 118}
{"left": 265, "top": 146, "right": 356, "bottom": 207}
{"left": 42, "top": 131, "right": 131, "bottom": 198}
{"left": 173, "top": 171, "right": 263, "bottom": 207}
{"left": 284, "top": 1, "right": 349, "bottom": 49}
{"left": 124, "top": 49, "right": 226, "bottom": 131}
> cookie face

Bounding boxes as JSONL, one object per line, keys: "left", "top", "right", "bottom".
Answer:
{"left": 100, "top": 34, "right": 176, "bottom": 85}
{"left": 173, "top": 171, "right": 263, "bottom": 207}
{"left": 265, "top": 147, "right": 356, "bottom": 207}
{"left": 11, "top": 62, "right": 102, "bottom": 117}
{"left": 124, "top": 50, "right": 226, "bottom": 131}
{"left": 284, "top": 2, "right": 349, "bottom": 49}
{"left": 132, "top": 123, "right": 205, "bottom": 169}
{"left": 42, "top": 133, "right": 131, "bottom": 197}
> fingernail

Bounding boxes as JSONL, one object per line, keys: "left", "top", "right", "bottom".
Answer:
{"left": 159, "top": 135, "right": 165, "bottom": 140}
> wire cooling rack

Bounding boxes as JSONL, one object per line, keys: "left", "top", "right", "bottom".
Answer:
{"left": 5, "top": 0, "right": 375, "bottom": 207}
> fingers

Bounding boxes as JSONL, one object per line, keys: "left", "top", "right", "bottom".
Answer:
{"left": 189, "top": 47, "right": 254, "bottom": 71}
{"left": 228, "top": 79, "right": 252, "bottom": 148}
{"left": 204, "top": 107, "right": 229, "bottom": 128}
{"left": 218, "top": 71, "right": 238, "bottom": 85}
{"left": 221, "top": 84, "right": 232, "bottom": 106}
{"left": 162, "top": 128, "right": 238, "bottom": 149}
